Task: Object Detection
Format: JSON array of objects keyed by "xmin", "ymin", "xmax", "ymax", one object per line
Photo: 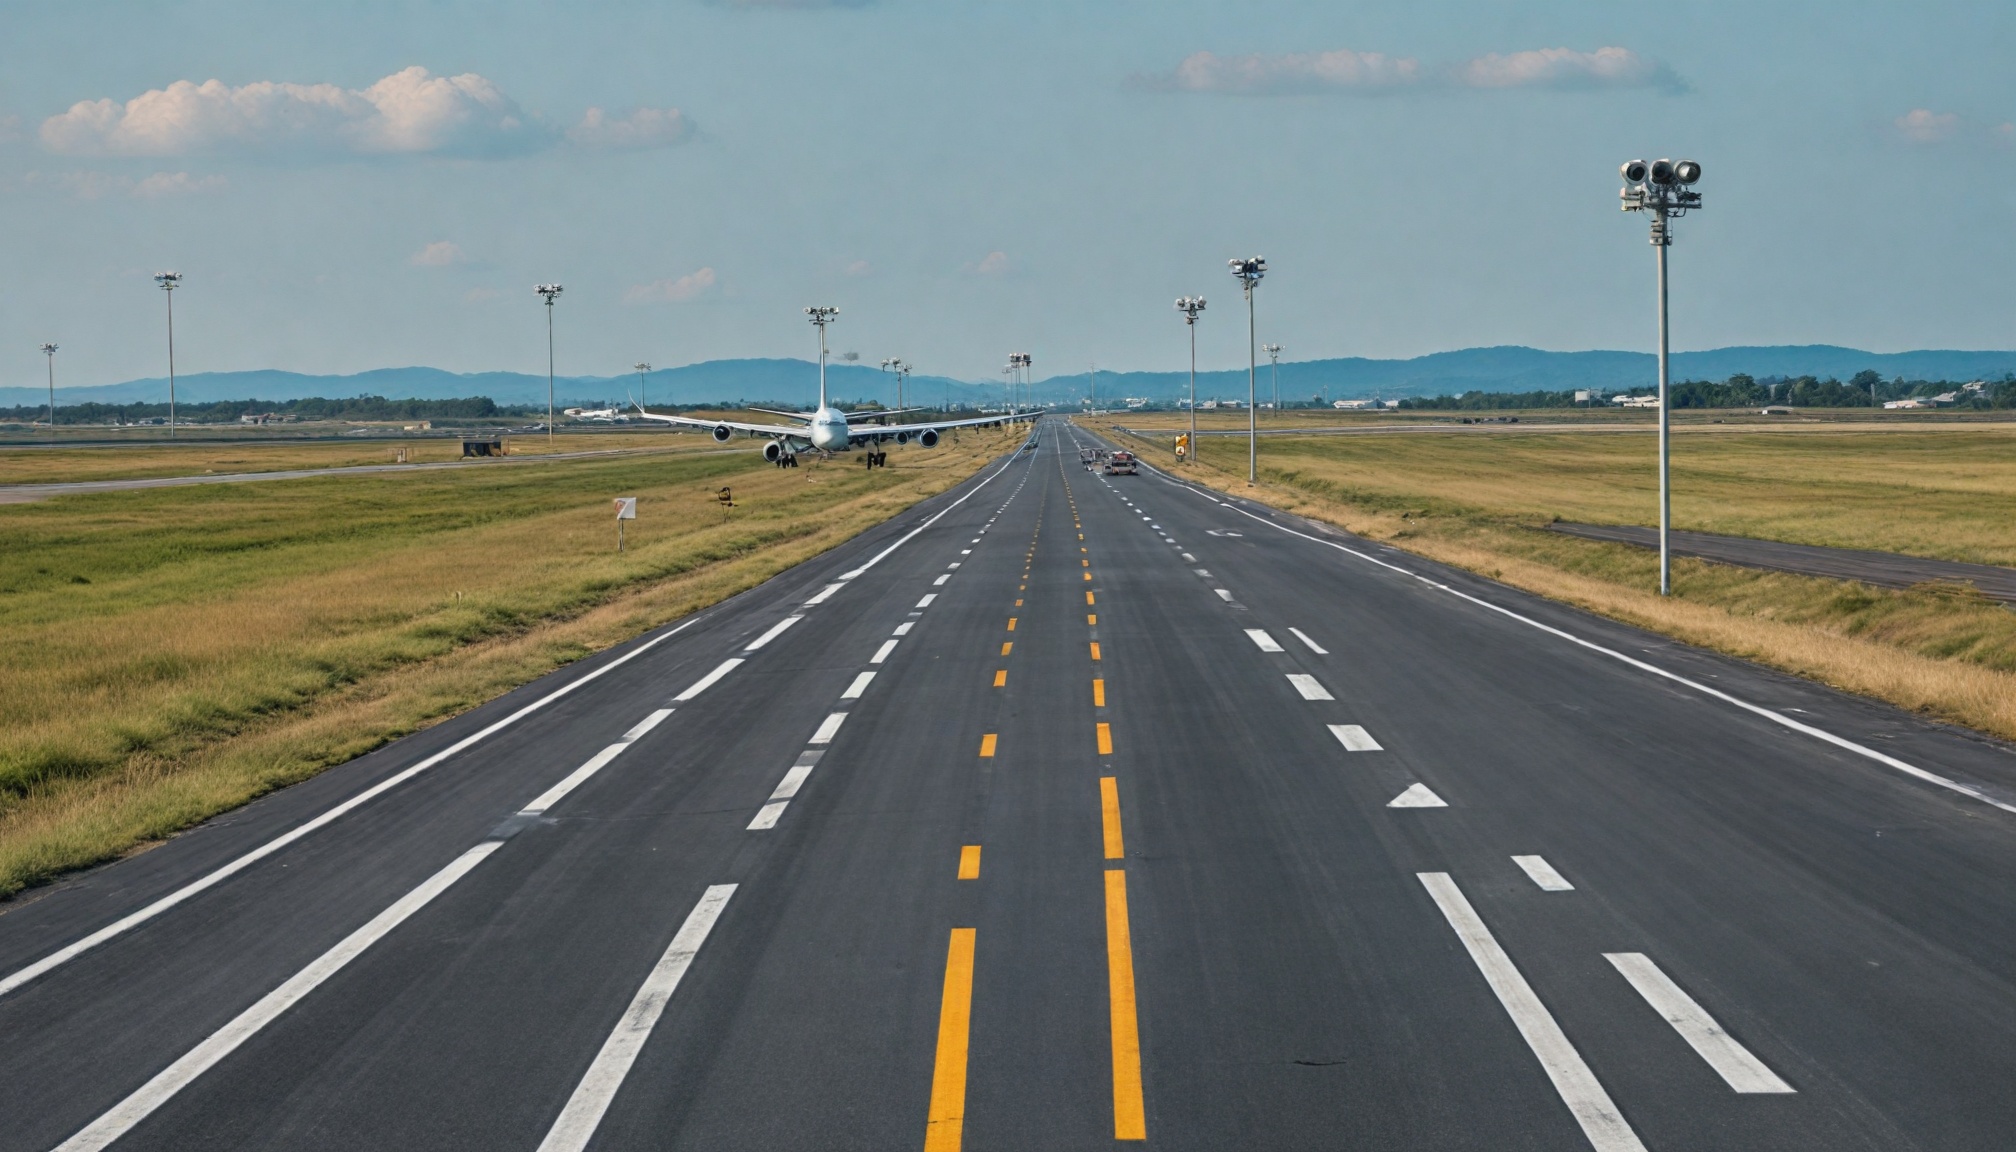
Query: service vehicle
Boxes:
[{"xmin": 1104, "ymin": 450, "xmax": 1138, "ymax": 475}]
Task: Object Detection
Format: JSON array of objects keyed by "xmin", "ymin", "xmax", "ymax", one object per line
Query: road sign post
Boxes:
[{"xmin": 614, "ymin": 496, "xmax": 637, "ymax": 551}]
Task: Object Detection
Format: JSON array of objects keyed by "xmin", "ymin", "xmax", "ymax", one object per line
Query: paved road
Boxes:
[
  {"xmin": 6, "ymin": 418, "xmax": 2016, "ymax": 1149},
  {"xmin": 0, "ymin": 443, "xmax": 725, "ymax": 503},
  {"xmin": 1551, "ymin": 522, "xmax": 2016, "ymax": 603}
]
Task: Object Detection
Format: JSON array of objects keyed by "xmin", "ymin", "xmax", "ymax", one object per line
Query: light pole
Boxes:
[
  {"xmin": 634, "ymin": 362, "xmax": 651, "ymax": 413},
  {"xmin": 1088, "ymin": 364, "xmax": 1096, "ymax": 412},
  {"xmin": 535, "ymin": 284, "xmax": 563, "ymax": 450},
  {"xmin": 1010, "ymin": 353, "xmax": 1032, "ymax": 413},
  {"xmin": 1175, "ymin": 296, "xmax": 1206, "ymax": 464},
  {"xmin": 153, "ymin": 272, "xmax": 181, "ymax": 438},
  {"xmin": 806, "ymin": 306, "xmax": 838, "ymax": 409},
  {"xmin": 39, "ymin": 343, "xmax": 57, "ymax": 436},
  {"xmin": 1228, "ymin": 257, "xmax": 1266, "ymax": 483},
  {"xmin": 1264, "ymin": 343, "xmax": 1282, "ymax": 418},
  {"xmin": 881, "ymin": 357, "xmax": 912, "ymax": 421},
  {"xmin": 1619, "ymin": 157, "xmax": 1704, "ymax": 596}
]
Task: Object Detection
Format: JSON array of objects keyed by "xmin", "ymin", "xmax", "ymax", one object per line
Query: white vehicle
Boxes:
[{"xmin": 631, "ymin": 306, "xmax": 1035, "ymax": 463}]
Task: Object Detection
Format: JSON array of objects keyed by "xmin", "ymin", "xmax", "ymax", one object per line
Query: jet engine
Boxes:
[
  {"xmin": 712, "ymin": 424, "xmax": 733, "ymax": 442},
  {"xmin": 919, "ymin": 429, "xmax": 940, "ymax": 448},
  {"xmin": 763, "ymin": 440, "xmax": 787, "ymax": 463}
]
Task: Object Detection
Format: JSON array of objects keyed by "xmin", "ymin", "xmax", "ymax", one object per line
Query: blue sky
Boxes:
[{"xmin": 3, "ymin": 1, "xmax": 2012, "ymax": 390}]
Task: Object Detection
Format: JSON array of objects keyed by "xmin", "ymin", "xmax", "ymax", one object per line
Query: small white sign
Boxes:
[{"xmin": 613, "ymin": 497, "xmax": 637, "ymax": 520}]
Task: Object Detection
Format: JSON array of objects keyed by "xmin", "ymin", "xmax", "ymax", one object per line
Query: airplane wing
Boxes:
[
  {"xmin": 844, "ymin": 409, "xmax": 1039, "ymax": 444},
  {"xmin": 632, "ymin": 409, "xmax": 810, "ymax": 441},
  {"xmin": 841, "ymin": 406, "xmax": 933, "ymax": 424},
  {"xmin": 743, "ymin": 407, "xmax": 815, "ymax": 422}
]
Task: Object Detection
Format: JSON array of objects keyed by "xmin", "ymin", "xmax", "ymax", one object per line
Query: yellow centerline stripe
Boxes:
[
  {"xmin": 979, "ymin": 733, "xmax": 997, "ymax": 757},
  {"xmin": 1007, "ymin": 618, "xmax": 1017, "ymax": 631},
  {"xmin": 1086, "ymin": 592, "xmax": 1095, "ymax": 605},
  {"xmin": 958, "ymin": 845, "xmax": 981, "ymax": 880},
  {"xmin": 1097, "ymin": 722, "xmax": 1114, "ymax": 755},
  {"xmin": 1001, "ymin": 641, "xmax": 1013, "ymax": 656},
  {"xmin": 923, "ymin": 928, "xmax": 978, "ymax": 1152},
  {"xmin": 1104, "ymin": 871, "xmax": 1147, "ymax": 1140},
  {"xmin": 1100, "ymin": 776, "xmax": 1124, "ymax": 858},
  {"xmin": 993, "ymin": 670, "xmax": 1007, "ymax": 688},
  {"xmin": 1090, "ymin": 642, "xmax": 1101, "ymax": 661},
  {"xmin": 1092, "ymin": 677, "xmax": 1105, "ymax": 707}
]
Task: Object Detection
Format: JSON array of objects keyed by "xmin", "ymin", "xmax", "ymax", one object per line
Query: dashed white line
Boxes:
[
  {"xmin": 841, "ymin": 671, "xmax": 876, "ymax": 699},
  {"xmin": 1181, "ymin": 553, "xmax": 1196, "ymax": 562},
  {"xmin": 1512, "ymin": 855, "xmax": 1574, "ymax": 891},
  {"xmin": 804, "ymin": 583, "xmax": 843, "ymax": 605},
  {"xmin": 620, "ymin": 709, "xmax": 676, "ymax": 743},
  {"xmin": 673, "ymin": 658, "xmax": 746, "ymax": 702},
  {"xmin": 933, "ymin": 574, "xmax": 950, "ymax": 586},
  {"xmin": 1328, "ymin": 724, "xmax": 1382, "ymax": 752},
  {"xmin": 1286, "ymin": 674, "xmax": 1333, "ymax": 701},
  {"xmin": 534, "ymin": 886, "xmax": 738, "ymax": 1152},
  {"xmin": 808, "ymin": 712, "xmax": 848, "ymax": 745},
  {"xmin": 1214, "ymin": 589, "xmax": 1234, "ymax": 602},
  {"xmin": 1604, "ymin": 953, "xmax": 1795, "ymax": 1093},
  {"xmin": 743, "ymin": 615, "xmax": 803, "ymax": 652},
  {"xmin": 1245, "ymin": 629, "xmax": 1284, "ymax": 653},
  {"xmin": 1389, "ymin": 784, "xmax": 1447, "ymax": 808},
  {"xmin": 1289, "ymin": 628, "xmax": 1329, "ymax": 655},
  {"xmin": 1418, "ymin": 873, "xmax": 1647, "ymax": 1152},
  {"xmin": 892, "ymin": 623, "xmax": 914, "ymax": 636},
  {"xmin": 916, "ymin": 593, "xmax": 938, "ymax": 608}
]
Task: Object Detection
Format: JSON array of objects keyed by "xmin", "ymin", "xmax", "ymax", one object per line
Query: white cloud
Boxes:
[
  {"xmin": 40, "ymin": 66, "xmax": 543, "ymax": 158},
  {"xmin": 1134, "ymin": 49, "xmax": 1421, "ymax": 95},
  {"xmin": 624, "ymin": 267, "xmax": 717, "ymax": 303},
  {"xmin": 968, "ymin": 250, "xmax": 1010, "ymax": 276},
  {"xmin": 1895, "ymin": 108, "xmax": 1961, "ymax": 143},
  {"xmin": 410, "ymin": 240, "xmax": 467, "ymax": 267},
  {"xmin": 131, "ymin": 171, "xmax": 227, "ymax": 197},
  {"xmin": 567, "ymin": 106, "xmax": 694, "ymax": 150},
  {"xmin": 1458, "ymin": 47, "xmax": 1679, "ymax": 91}
]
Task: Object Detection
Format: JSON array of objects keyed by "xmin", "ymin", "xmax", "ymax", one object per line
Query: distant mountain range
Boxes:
[{"xmin": 7, "ymin": 346, "xmax": 2015, "ymax": 410}]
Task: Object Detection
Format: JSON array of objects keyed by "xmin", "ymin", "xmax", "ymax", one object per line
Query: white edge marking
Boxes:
[
  {"xmin": 808, "ymin": 712, "xmax": 848, "ymax": 745},
  {"xmin": 1418, "ymin": 873, "xmax": 1648, "ymax": 1152},
  {"xmin": 1512, "ymin": 855, "xmax": 1574, "ymax": 891},
  {"xmin": 535, "ymin": 885, "xmax": 738, "ymax": 1152},
  {"xmin": 1289, "ymin": 627, "xmax": 1330, "ymax": 655},
  {"xmin": 841, "ymin": 671, "xmax": 876, "ymax": 699},
  {"xmin": 1145, "ymin": 461, "xmax": 2016, "ymax": 819},
  {"xmin": 0, "ymin": 608, "xmax": 707, "ymax": 1000},
  {"xmin": 1604, "ymin": 953, "xmax": 1795, "ymax": 1094},
  {"xmin": 54, "ymin": 842, "xmax": 505, "ymax": 1152},
  {"xmin": 1328, "ymin": 724, "xmax": 1382, "ymax": 752},
  {"xmin": 743, "ymin": 615, "xmax": 803, "ymax": 651},
  {"xmin": 673, "ymin": 657, "xmax": 745, "ymax": 703},
  {"xmin": 1245, "ymin": 629, "xmax": 1284, "ymax": 653}
]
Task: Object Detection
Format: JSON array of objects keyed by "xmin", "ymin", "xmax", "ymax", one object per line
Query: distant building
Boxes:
[
  {"xmin": 1334, "ymin": 399, "xmax": 1375, "ymax": 409},
  {"xmin": 1884, "ymin": 398, "xmax": 1923, "ymax": 409},
  {"xmin": 1615, "ymin": 395, "xmax": 1660, "ymax": 408}
]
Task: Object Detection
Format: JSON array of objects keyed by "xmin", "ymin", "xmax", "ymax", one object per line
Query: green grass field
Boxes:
[
  {"xmin": 1097, "ymin": 417, "xmax": 2016, "ymax": 744},
  {"xmin": 0, "ymin": 426, "xmax": 1022, "ymax": 896}
]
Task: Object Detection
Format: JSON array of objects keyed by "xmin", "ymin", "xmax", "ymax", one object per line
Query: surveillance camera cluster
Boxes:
[{"xmin": 1619, "ymin": 157, "xmax": 1703, "ymax": 231}]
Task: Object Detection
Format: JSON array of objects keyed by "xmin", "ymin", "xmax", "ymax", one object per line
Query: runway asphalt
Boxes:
[
  {"xmin": 6, "ymin": 417, "xmax": 2016, "ymax": 1149},
  {"xmin": 1550, "ymin": 521, "xmax": 2016, "ymax": 603}
]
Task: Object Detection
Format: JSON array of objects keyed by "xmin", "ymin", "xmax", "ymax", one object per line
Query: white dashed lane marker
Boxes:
[
  {"xmin": 1603, "ymin": 953, "xmax": 1795, "ymax": 1094},
  {"xmin": 933, "ymin": 575, "xmax": 950, "ymax": 586},
  {"xmin": 743, "ymin": 616, "xmax": 803, "ymax": 652},
  {"xmin": 1389, "ymin": 783, "xmax": 1447, "ymax": 808},
  {"xmin": 1512, "ymin": 855, "xmax": 1574, "ymax": 891},
  {"xmin": 1214, "ymin": 589, "xmax": 1234, "ymax": 602},
  {"xmin": 892, "ymin": 622, "xmax": 914, "ymax": 636},
  {"xmin": 1245, "ymin": 629, "xmax": 1284, "ymax": 653},
  {"xmin": 917, "ymin": 594, "xmax": 938, "ymax": 608},
  {"xmin": 804, "ymin": 583, "xmax": 842, "ymax": 605},
  {"xmin": 1328, "ymin": 724, "xmax": 1382, "ymax": 752},
  {"xmin": 1289, "ymin": 627, "xmax": 1328, "ymax": 655},
  {"xmin": 1286, "ymin": 674, "xmax": 1334, "ymax": 701},
  {"xmin": 841, "ymin": 672, "xmax": 876, "ymax": 700},
  {"xmin": 674, "ymin": 658, "xmax": 745, "ymax": 702},
  {"xmin": 871, "ymin": 640, "xmax": 899, "ymax": 664}
]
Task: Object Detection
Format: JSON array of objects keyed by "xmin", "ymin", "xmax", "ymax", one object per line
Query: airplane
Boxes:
[{"xmin": 629, "ymin": 306, "xmax": 1037, "ymax": 463}]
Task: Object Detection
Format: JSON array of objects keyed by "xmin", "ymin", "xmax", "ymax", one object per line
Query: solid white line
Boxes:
[
  {"xmin": 1149, "ymin": 464, "xmax": 2016, "ymax": 819},
  {"xmin": 621, "ymin": 708, "xmax": 675, "ymax": 742},
  {"xmin": 743, "ymin": 615, "xmax": 803, "ymax": 651},
  {"xmin": 1604, "ymin": 953, "xmax": 1795, "ymax": 1093},
  {"xmin": 1512, "ymin": 855, "xmax": 1575, "ymax": 891},
  {"xmin": 804, "ymin": 583, "xmax": 842, "ymax": 605},
  {"xmin": 916, "ymin": 593, "xmax": 937, "ymax": 607},
  {"xmin": 808, "ymin": 712, "xmax": 849, "ymax": 745},
  {"xmin": 1245, "ymin": 629, "xmax": 1284, "ymax": 653},
  {"xmin": 841, "ymin": 671, "xmax": 876, "ymax": 699},
  {"xmin": 892, "ymin": 622, "xmax": 914, "ymax": 636},
  {"xmin": 1328, "ymin": 724, "xmax": 1382, "ymax": 752},
  {"xmin": 673, "ymin": 658, "xmax": 745, "ymax": 702},
  {"xmin": 1289, "ymin": 627, "xmax": 1329, "ymax": 655},
  {"xmin": 536, "ymin": 885, "xmax": 737, "ymax": 1152},
  {"xmin": 1214, "ymin": 589, "xmax": 1234, "ymax": 602},
  {"xmin": 871, "ymin": 639, "xmax": 900, "ymax": 663},
  {"xmin": 0, "ymin": 610, "xmax": 706, "ymax": 1001},
  {"xmin": 55, "ymin": 842, "xmax": 504, "ymax": 1152},
  {"xmin": 1286, "ymin": 674, "xmax": 1334, "ymax": 701},
  {"xmin": 1418, "ymin": 873, "xmax": 1648, "ymax": 1152},
  {"xmin": 933, "ymin": 574, "xmax": 950, "ymax": 586}
]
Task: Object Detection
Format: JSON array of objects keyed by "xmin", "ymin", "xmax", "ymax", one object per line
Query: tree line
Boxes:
[
  {"xmin": 0, "ymin": 395, "xmax": 540, "ymax": 425},
  {"xmin": 1394, "ymin": 372, "xmax": 2016, "ymax": 412}
]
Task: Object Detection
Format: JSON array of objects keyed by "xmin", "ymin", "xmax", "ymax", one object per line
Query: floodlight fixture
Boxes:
[
  {"xmin": 1618, "ymin": 155, "xmax": 1707, "ymax": 596},
  {"xmin": 536, "ymin": 284, "xmax": 564, "ymax": 448},
  {"xmin": 39, "ymin": 343, "xmax": 58, "ymax": 435},
  {"xmin": 881, "ymin": 356, "xmax": 913, "ymax": 418},
  {"xmin": 635, "ymin": 362, "xmax": 652, "ymax": 412},
  {"xmin": 805, "ymin": 306, "xmax": 839, "ymax": 409},
  {"xmin": 1263, "ymin": 343, "xmax": 1283, "ymax": 416}
]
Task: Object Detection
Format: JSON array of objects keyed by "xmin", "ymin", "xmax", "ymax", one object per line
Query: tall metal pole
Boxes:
[
  {"xmin": 155, "ymin": 273, "xmax": 181, "ymax": 438},
  {"xmin": 635, "ymin": 362, "xmax": 651, "ymax": 413},
  {"xmin": 1176, "ymin": 297, "xmax": 1204, "ymax": 465},
  {"xmin": 536, "ymin": 284, "xmax": 563, "ymax": 451},
  {"xmin": 1656, "ymin": 227, "xmax": 1672, "ymax": 597},
  {"xmin": 40, "ymin": 343, "xmax": 57, "ymax": 436},
  {"xmin": 1229, "ymin": 258, "xmax": 1266, "ymax": 484},
  {"xmin": 1264, "ymin": 343, "xmax": 1281, "ymax": 418}
]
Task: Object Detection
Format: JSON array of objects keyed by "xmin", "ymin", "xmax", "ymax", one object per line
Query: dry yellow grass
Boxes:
[
  {"xmin": 1091, "ymin": 418, "xmax": 2016, "ymax": 742},
  {"xmin": 0, "ymin": 426, "xmax": 1022, "ymax": 895}
]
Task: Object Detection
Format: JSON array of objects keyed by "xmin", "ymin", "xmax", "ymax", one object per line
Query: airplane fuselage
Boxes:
[{"xmin": 807, "ymin": 407, "xmax": 852, "ymax": 452}]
